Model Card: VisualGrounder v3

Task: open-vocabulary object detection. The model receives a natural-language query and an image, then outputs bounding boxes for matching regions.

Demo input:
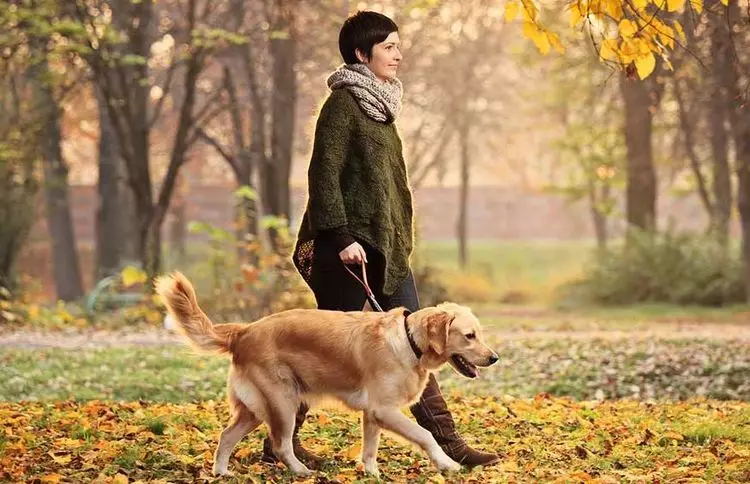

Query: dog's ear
[426,311,455,355]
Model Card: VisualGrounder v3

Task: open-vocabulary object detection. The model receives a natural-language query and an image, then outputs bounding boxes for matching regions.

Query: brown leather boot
[410,374,500,467]
[260,402,324,469]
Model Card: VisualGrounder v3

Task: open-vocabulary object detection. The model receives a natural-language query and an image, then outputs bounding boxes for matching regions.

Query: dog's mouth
[450,354,479,379]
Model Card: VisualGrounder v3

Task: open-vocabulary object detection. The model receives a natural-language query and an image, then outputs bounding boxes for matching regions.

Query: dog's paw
[212,466,233,477]
[290,464,313,476]
[435,458,461,473]
[363,461,380,478]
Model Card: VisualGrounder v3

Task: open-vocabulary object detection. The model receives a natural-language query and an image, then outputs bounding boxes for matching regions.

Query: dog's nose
[487,353,499,365]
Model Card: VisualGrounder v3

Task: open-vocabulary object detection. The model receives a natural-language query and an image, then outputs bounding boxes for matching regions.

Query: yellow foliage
[674,20,686,43]
[667,0,686,11]
[121,266,147,288]
[4,399,749,482]
[618,19,638,38]
[569,2,583,27]
[503,0,728,79]
[603,0,624,19]
[635,52,656,79]
[505,1,520,22]
[599,38,621,62]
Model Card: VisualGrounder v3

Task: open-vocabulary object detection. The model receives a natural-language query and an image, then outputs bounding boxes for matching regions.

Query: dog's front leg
[361,410,382,477]
[372,407,461,472]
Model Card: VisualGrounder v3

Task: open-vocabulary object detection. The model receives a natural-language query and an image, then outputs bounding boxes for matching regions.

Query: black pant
[309,238,420,313]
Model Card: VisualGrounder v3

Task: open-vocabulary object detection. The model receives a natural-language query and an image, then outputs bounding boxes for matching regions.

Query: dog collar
[403,310,423,360]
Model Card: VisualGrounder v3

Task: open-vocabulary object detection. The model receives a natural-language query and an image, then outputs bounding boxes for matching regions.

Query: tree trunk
[709,13,732,247]
[266,0,297,236]
[722,2,750,301]
[457,121,470,270]
[235,158,260,263]
[95,89,124,280]
[588,179,609,251]
[31,60,84,301]
[168,187,187,267]
[619,73,657,232]
[117,156,139,263]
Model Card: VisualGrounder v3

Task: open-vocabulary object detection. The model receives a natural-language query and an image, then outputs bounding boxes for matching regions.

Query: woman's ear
[355,48,369,63]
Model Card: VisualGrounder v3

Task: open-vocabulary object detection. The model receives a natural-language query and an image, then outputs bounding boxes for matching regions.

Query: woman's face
[357,32,402,82]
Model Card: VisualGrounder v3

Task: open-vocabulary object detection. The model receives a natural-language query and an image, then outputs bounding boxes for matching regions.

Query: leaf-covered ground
[3,335,750,403]
[1,398,749,483]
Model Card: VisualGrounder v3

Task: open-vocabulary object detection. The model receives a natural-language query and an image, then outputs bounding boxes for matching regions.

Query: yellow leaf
[549,32,565,53]
[659,25,675,49]
[28,304,40,319]
[635,52,656,79]
[720,0,728,5]
[345,442,361,459]
[632,0,649,10]
[664,431,684,441]
[504,2,520,22]
[667,0,686,11]
[522,21,538,41]
[121,266,147,288]
[619,19,638,38]
[637,37,654,55]
[112,474,129,484]
[234,447,252,459]
[521,0,538,21]
[690,0,703,13]
[41,475,63,484]
[49,452,71,464]
[534,31,552,54]
[569,2,583,27]
[674,20,686,43]
[523,22,550,54]
[604,0,624,20]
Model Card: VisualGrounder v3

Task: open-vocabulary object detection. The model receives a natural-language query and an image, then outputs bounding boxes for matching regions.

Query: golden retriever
[155,272,498,477]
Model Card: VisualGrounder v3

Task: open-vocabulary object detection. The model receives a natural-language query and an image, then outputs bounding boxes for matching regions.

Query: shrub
[563,229,745,306]
[179,217,315,323]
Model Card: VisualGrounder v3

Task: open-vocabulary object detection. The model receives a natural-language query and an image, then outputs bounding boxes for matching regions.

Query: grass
[416,239,593,303]
[3,334,750,403]
[1,398,748,483]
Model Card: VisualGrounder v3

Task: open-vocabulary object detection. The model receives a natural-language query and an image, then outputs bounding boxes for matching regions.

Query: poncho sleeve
[306,91,354,233]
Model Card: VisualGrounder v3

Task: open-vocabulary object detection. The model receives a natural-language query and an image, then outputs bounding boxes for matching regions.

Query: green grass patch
[416,240,593,303]
[3,336,750,403]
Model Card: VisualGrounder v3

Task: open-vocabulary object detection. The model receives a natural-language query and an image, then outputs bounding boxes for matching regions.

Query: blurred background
[1,0,749,323]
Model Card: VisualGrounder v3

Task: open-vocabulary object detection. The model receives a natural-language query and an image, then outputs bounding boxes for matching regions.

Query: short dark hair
[338,11,398,65]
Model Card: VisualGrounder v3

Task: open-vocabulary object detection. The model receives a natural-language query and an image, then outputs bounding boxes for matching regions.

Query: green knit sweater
[293,89,414,296]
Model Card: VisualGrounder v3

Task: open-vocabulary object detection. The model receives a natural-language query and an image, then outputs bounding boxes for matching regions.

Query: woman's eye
[465,333,476,340]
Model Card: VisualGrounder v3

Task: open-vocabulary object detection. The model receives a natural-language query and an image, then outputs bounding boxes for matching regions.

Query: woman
[262,10,499,468]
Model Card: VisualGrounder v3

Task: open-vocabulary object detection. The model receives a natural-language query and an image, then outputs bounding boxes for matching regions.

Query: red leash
[342,261,384,312]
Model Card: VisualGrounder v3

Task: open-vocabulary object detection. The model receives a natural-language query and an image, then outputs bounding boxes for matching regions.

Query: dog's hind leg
[371,407,461,472]
[213,395,261,476]
[266,394,311,476]
[361,410,382,478]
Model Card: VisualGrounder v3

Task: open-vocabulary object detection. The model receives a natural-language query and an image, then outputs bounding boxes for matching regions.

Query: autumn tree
[66,0,239,279]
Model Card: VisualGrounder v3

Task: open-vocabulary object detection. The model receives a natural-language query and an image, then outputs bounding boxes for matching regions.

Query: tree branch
[196,127,240,177]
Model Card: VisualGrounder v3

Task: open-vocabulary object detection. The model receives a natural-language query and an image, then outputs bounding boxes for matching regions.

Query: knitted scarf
[326,63,403,123]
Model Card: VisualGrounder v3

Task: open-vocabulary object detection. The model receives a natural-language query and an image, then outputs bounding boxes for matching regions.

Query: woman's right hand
[339,242,368,265]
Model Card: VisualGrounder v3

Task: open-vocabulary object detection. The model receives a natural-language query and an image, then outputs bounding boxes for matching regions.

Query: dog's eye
[465,332,476,340]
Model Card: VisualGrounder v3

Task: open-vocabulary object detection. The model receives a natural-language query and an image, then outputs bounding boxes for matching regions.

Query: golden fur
[155,271,498,477]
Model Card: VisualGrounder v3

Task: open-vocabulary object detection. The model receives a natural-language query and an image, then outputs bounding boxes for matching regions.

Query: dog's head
[414,303,498,378]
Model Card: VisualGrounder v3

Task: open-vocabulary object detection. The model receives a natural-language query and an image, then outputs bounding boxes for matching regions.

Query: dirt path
[2,322,749,349]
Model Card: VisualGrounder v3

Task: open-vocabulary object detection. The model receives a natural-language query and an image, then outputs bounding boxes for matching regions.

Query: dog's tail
[155,272,233,354]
